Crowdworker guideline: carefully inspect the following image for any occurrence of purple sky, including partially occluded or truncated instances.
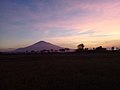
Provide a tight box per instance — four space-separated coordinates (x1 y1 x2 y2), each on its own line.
0 0 120 50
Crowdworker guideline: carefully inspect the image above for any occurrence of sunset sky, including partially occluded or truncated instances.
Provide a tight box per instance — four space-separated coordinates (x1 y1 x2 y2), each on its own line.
0 0 120 50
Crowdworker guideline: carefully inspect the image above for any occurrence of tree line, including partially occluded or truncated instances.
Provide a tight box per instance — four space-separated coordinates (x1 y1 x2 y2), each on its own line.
19 44 120 54
76 43 120 53
0 44 120 54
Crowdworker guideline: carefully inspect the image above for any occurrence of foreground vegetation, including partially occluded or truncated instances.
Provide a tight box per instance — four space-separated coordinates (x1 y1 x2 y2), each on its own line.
0 53 120 90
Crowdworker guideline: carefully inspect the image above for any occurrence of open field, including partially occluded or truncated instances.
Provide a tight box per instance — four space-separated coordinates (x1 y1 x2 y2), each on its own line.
0 53 120 90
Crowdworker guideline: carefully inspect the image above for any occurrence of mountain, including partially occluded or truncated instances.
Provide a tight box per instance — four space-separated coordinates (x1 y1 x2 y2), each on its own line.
14 41 64 52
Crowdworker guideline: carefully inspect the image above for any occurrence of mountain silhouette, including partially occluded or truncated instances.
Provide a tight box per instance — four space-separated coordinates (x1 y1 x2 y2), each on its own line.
15 41 63 52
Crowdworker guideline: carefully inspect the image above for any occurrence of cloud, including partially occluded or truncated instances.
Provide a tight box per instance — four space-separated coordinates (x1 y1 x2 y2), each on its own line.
0 0 120 48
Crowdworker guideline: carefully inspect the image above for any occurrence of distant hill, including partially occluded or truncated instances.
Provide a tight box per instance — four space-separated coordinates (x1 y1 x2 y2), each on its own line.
0 48 16 52
14 41 64 52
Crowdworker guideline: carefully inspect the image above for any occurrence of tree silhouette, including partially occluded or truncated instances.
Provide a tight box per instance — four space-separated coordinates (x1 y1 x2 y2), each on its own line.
77 43 85 50
111 47 114 51
64 48 70 52
40 49 47 53
31 50 35 53
50 49 54 52
95 46 106 52
84 48 88 51
76 43 85 52
59 49 65 53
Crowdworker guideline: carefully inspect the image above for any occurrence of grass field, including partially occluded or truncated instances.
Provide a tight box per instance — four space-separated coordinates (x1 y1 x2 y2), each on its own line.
0 53 120 90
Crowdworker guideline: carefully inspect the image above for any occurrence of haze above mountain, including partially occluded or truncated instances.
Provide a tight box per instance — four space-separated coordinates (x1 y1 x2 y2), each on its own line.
15 41 64 52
